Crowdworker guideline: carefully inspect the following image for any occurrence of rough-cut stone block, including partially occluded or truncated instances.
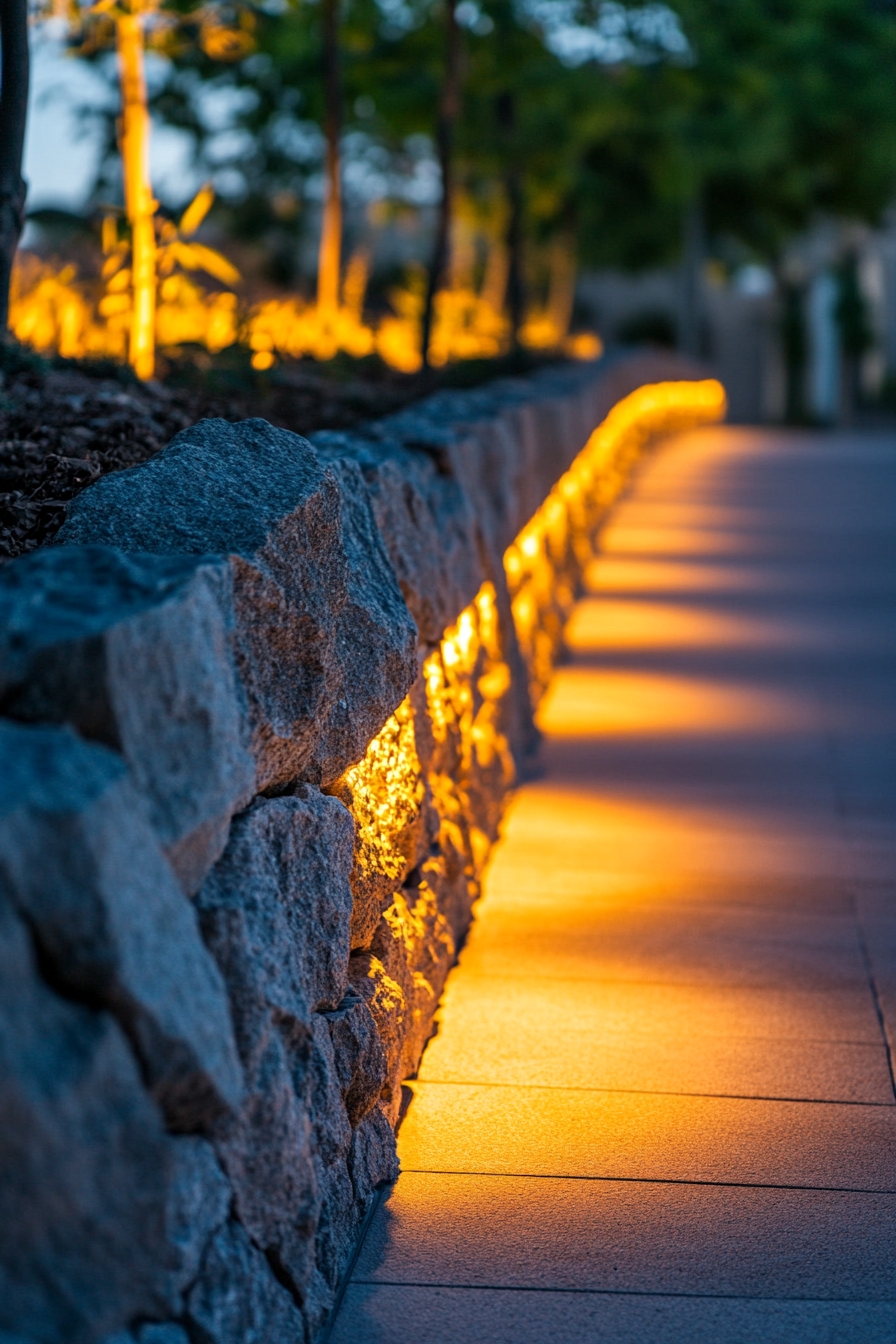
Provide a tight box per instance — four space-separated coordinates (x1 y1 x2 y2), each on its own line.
308 1018 354 1296
350 1103 400 1199
0 546 254 894
185 1220 306 1344
197 788 355 1296
324 991 388 1127
347 869 456 1123
302 1021 397 1338
137 1327 191 1344
364 459 467 645
213 1028 318 1298
312 429 483 644
0 889 179 1344
57 418 418 789
372 879 456 1093
327 687 438 952
0 722 243 1133
166 1137 232 1291
197 789 355 1036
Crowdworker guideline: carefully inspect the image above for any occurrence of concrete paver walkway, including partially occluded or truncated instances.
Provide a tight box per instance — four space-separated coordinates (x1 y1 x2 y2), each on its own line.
331 426 896 1343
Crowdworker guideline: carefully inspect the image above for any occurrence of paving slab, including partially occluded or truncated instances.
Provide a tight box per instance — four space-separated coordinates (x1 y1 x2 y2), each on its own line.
353 1171 896 1299
417 976 891 1101
331 1284 896 1344
399 1085 896 1189
456 904 872 989
330 427 896 1341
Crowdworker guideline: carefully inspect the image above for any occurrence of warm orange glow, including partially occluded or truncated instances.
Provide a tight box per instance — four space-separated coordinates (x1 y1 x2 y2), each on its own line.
423 582 516 878
245 270 601 375
317 172 342 317
340 696 426 891
334 580 515 1102
583 557 760 595
12 174 602 372
563 598 824 654
504 379 728 702
11 177 240 365
518 237 575 353
534 667 816 737
9 256 108 359
15 152 612 371
16 0 253 376
375 420 894 1307
116 7 156 379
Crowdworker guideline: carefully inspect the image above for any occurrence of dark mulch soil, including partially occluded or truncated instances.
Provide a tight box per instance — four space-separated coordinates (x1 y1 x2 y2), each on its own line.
0 345 554 564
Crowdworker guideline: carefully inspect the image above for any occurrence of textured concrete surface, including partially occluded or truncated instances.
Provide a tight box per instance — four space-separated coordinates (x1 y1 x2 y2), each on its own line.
330 426 896 1343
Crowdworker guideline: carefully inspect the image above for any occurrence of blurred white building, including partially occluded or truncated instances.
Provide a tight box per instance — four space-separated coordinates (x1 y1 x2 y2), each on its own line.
579 214 896 424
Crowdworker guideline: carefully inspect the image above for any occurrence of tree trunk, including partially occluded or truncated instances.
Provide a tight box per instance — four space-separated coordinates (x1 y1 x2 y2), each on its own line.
0 0 29 337
317 0 342 313
678 196 704 358
117 11 157 380
421 0 460 368
496 90 524 347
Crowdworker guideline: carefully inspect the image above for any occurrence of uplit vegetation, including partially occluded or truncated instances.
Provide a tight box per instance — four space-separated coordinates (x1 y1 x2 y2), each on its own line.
2 0 896 377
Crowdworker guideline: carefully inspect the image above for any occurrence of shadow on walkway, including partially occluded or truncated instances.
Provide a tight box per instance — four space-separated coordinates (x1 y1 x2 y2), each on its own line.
332 425 896 1344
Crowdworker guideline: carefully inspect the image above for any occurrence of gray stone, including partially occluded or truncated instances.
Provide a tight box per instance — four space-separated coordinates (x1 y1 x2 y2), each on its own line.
348 952 408 1125
314 455 419 781
302 1017 394 1340
349 1104 400 1201
185 1220 306 1344
0 546 254 894
303 1021 356 1329
368 878 456 1105
326 678 439 953
358 457 463 646
310 1014 352 1173
165 1138 232 1292
0 889 180 1344
57 418 418 790
213 1028 318 1299
324 991 388 1127
312 430 483 644
197 789 355 1037
0 721 243 1132
136 1327 191 1344
197 790 355 1296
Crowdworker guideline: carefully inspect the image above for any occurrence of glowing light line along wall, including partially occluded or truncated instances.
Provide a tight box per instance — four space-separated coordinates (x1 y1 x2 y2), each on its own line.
0 356 724 1344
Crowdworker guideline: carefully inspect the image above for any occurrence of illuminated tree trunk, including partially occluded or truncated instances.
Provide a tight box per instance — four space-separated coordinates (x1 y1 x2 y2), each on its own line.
0 0 29 337
116 10 157 380
317 0 342 313
421 0 460 368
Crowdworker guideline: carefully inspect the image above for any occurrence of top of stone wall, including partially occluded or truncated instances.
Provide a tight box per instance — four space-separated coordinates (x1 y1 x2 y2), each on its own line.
0 349 706 893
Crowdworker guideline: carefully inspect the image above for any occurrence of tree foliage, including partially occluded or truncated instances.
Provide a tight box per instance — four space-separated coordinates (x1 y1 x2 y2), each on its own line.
75 0 896 279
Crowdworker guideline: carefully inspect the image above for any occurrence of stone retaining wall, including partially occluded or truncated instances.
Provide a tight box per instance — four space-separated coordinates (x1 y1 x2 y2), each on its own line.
0 352 723 1344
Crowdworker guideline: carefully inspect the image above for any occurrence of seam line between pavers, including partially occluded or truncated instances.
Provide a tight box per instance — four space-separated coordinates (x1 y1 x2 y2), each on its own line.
853 904 896 1103
823 731 896 1106
478 898 862 920
427 1020 885 1047
348 1280 896 1304
447 970 876 992
398 1169 896 1195
411 1079 896 1106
